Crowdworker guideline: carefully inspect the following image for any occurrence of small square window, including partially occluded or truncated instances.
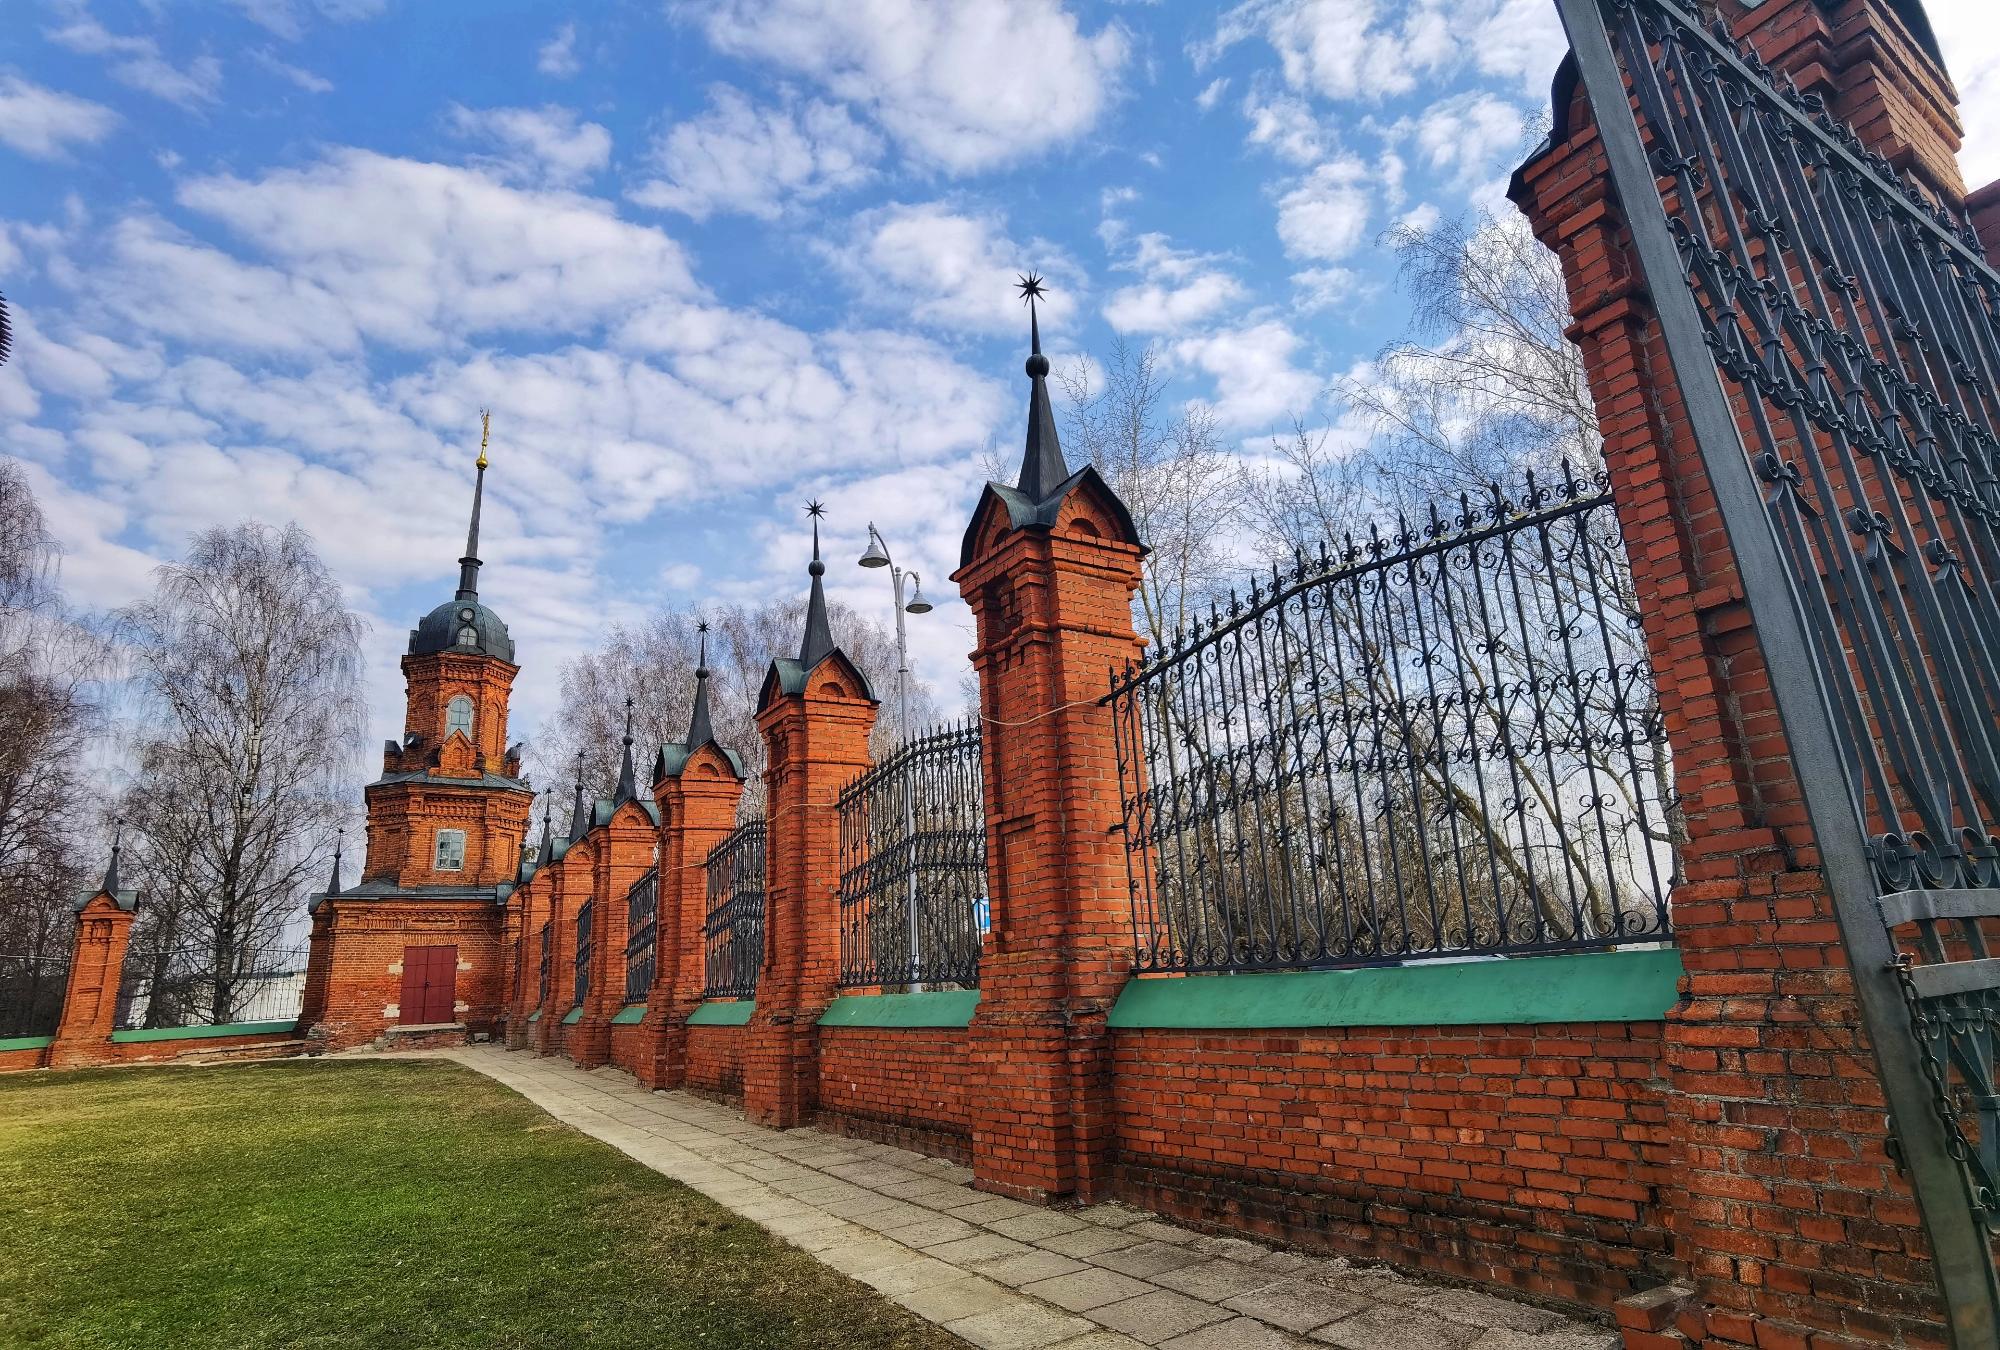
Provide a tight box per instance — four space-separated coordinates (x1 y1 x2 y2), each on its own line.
434 829 466 872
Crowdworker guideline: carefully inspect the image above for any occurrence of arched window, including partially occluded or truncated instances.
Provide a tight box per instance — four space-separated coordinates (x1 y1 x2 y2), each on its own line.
456 624 479 647
434 829 466 872
445 695 474 741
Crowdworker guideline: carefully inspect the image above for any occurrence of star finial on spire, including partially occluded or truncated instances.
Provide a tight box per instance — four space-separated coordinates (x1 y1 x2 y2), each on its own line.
477 408 491 470
799 501 834 667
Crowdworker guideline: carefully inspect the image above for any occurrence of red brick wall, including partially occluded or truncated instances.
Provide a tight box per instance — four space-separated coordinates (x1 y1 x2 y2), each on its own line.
303 901 507 1051
1112 1022 1675 1312
0 1044 49 1072
815 1027 972 1164
608 1019 647 1075
686 1023 745 1100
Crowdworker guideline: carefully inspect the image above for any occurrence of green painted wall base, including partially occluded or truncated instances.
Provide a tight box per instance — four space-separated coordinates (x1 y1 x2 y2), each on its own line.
687 1000 754 1026
819 990 980 1028
109 1020 298 1044
0 1035 55 1053
1107 947 1684 1030
560 1007 584 1026
612 1003 647 1025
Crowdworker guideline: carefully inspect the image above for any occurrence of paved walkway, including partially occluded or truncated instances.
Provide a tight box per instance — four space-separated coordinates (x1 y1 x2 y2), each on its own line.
426 1046 1619 1350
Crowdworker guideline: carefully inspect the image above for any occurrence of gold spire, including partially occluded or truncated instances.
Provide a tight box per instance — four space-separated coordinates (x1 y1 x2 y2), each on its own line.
477 409 491 470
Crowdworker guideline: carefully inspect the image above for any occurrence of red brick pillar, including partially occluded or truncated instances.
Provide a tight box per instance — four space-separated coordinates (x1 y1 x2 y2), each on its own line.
532 852 574 1056
505 866 549 1050
639 748 745 1090
1512 4 1973 1341
48 891 137 1069
569 800 653 1069
297 903 333 1043
954 475 1145 1203
742 655 876 1128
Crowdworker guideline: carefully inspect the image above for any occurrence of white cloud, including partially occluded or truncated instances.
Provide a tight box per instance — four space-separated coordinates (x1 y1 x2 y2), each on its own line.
822 202 1079 335
1274 156 1372 261
1242 81 1328 165
47 15 223 108
1196 77 1229 112
1403 91 1525 184
1172 321 1322 427
1102 233 1243 334
537 22 581 77
1195 0 1564 103
694 0 1129 173
1934 0 2000 185
230 0 387 42
447 104 612 188
164 150 694 351
0 77 118 160
249 48 334 94
629 86 879 221
1289 265 1362 315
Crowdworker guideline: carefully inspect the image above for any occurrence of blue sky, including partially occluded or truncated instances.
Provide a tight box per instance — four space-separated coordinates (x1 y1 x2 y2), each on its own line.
3 0 1996 749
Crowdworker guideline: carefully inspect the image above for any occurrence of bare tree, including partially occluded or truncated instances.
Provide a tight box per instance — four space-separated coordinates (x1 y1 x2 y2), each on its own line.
117 523 366 1026
1055 340 1245 654
531 597 934 823
0 460 102 1027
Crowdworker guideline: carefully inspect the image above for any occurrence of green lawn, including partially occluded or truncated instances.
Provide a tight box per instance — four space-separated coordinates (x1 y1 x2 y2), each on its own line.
0 1060 962 1349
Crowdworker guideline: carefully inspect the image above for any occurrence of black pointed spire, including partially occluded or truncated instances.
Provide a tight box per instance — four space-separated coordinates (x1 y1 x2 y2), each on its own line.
799 500 835 669
687 620 716 749
538 788 554 859
328 827 344 895
103 821 123 895
456 411 491 602
568 750 590 840
1015 274 1068 500
614 697 638 803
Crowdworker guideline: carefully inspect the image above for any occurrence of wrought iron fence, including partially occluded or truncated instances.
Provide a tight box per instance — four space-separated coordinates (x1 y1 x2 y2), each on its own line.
537 920 552 1007
573 898 594 1008
704 818 765 999
837 719 987 989
0 952 69 1039
115 941 310 1029
1107 469 1678 975
625 868 658 1004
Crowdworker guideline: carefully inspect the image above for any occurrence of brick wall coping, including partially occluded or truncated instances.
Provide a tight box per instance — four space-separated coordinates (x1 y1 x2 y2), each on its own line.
1106 947 1683 1029
612 1003 647 1025
560 1006 583 1025
687 999 755 1026
0 1035 55 1052
108 1020 300 1043
526 1010 541 1023
818 990 980 1028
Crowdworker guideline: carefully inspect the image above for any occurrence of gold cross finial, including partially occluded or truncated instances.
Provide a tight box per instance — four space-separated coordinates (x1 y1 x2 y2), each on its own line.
477 409 491 470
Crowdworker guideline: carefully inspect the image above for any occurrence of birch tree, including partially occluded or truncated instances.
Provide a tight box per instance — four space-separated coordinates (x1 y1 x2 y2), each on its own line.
117 522 366 1025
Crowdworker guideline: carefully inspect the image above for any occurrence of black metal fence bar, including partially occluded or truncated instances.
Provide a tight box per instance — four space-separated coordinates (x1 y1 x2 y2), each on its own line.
625 868 658 1004
537 920 552 1007
114 942 310 1030
1107 470 1677 975
0 953 69 1040
837 719 986 990
573 899 593 1008
703 818 765 1000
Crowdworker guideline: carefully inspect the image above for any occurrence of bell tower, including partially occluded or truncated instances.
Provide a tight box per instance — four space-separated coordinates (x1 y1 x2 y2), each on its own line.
361 412 534 891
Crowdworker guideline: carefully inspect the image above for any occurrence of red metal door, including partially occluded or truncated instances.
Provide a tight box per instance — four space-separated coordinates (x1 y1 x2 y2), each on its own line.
399 945 456 1024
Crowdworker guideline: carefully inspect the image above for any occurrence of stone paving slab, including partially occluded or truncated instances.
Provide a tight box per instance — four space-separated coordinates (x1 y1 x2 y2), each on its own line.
416 1047 1620 1350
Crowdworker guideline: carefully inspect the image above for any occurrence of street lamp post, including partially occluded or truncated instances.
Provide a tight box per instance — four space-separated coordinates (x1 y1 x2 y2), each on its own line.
858 522 932 990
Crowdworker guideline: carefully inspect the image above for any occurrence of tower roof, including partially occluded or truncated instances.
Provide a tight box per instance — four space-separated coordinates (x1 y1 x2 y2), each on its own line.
409 414 515 663
799 500 834 670
613 698 639 805
1014 274 1068 499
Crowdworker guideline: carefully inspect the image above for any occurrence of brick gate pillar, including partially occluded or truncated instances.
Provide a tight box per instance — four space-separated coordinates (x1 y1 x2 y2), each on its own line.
743 514 878 1129
952 291 1146 1202
49 854 138 1070
1512 2 1975 1342
639 649 746 1090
